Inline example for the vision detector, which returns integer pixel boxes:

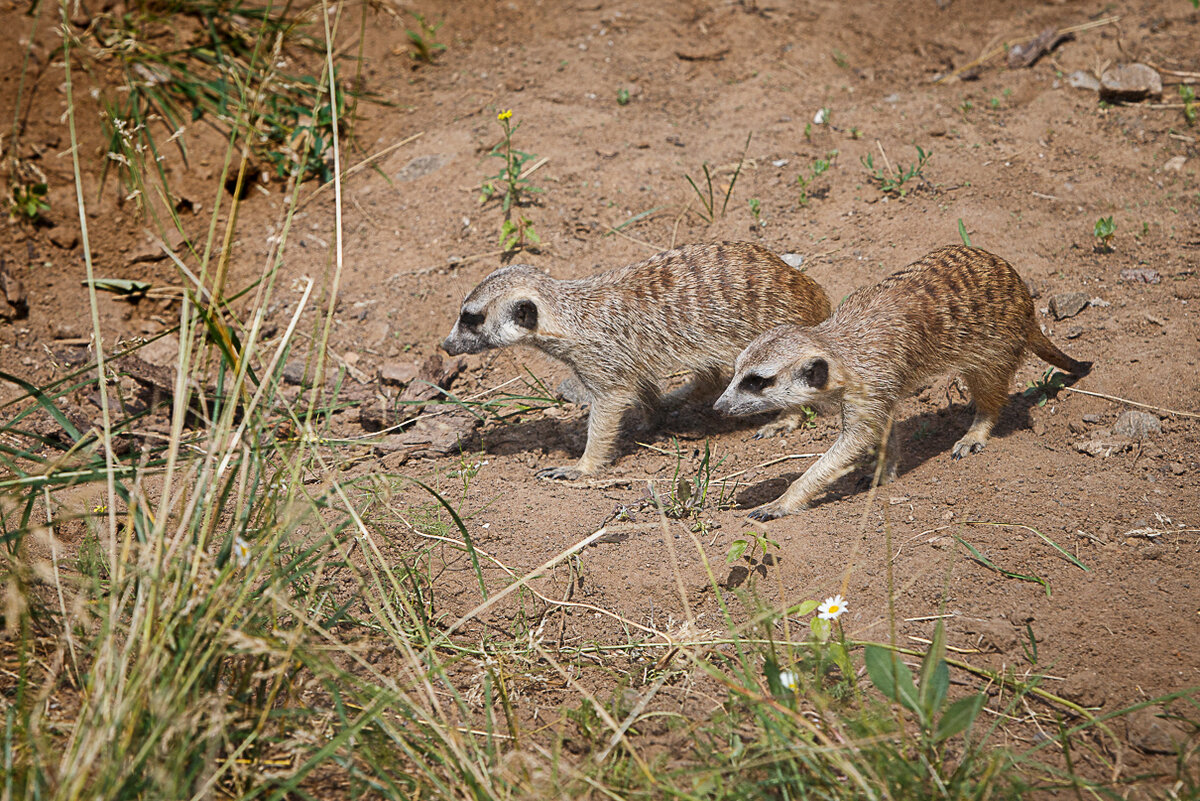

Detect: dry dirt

[3,0,1200,790]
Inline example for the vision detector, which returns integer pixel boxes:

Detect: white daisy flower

[777,669,800,692]
[233,536,252,568]
[817,594,847,621]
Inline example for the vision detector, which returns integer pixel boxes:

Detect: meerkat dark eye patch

[512,299,538,329]
[459,310,485,328]
[801,358,828,389]
[740,373,775,393]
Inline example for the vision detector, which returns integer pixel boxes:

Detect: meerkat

[714,245,1092,520]
[441,242,832,479]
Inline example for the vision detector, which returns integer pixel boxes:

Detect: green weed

[8,182,48,222]
[405,11,446,63]
[1023,367,1068,407]
[748,197,762,226]
[1181,84,1196,125]
[861,144,931,197]
[480,109,542,251]
[684,132,752,224]
[796,150,837,206]
[662,439,737,528]
[1094,215,1116,251]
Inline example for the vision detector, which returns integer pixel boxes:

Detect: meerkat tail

[1028,328,1092,376]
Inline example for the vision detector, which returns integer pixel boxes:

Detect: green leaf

[726,539,748,563]
[919,620,949,720]
[84,278,152,296]
[957,218,971,247]
[865,645,920,715]
[934,693,986,743]
[794,599,819,617]
[809,617,831,642]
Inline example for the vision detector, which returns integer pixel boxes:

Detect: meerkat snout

[442,296,540,355]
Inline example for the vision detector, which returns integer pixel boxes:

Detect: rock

[962,618,1018,653]
[1067,326,1083,339]
[1120,267,1160,284]
[1127,707,1188,754]
[1075,433,1133,457]
[556,376,591,405]
[282,362,307,386]
[0,264,28,319]
[373,409,481,459]
[1163,155,1187,173]
[49,223,80,250]
[138,333,179,368]
[1050,292,1089,320]
[1060,670,1106,708]
[1082,413,1101,424]
[1113,410,1161,439]
[1099,63,1163,102]
[359,355,466,431]
[781,253,805,269]
[379,362,420,387]
[1067,70,1101,91]
[1007,27,1072,69]
[1168,461,1185,475]
[395,154,448,182]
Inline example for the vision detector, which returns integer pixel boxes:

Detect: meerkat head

[714,326,842,417]
[442,265,553,355]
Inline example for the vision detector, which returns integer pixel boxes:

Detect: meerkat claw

[540,465,585,479]
[538,466,583,481]
[747,504,786,521]
[951,440,985,460]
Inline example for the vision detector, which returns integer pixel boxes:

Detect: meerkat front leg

[748,418,880,520]
[538,394,630,480]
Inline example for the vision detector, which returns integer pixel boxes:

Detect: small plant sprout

[861,143,931,197]
[1180,84,1196,125]
[1023,367,1068,406]
[958,218,972,246]
[480,109,543,251]
[726,530,778,564]
[748,197,762,226]
[616,87,631,106]
[818,594,847,621]
[9,182,49,222]
[683,132,751,224]
[796,150,837,206]
[405,11,446,63]
[1093,215,1116,251]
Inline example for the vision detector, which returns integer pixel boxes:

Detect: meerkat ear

[800,357,828,390]
[512,299,538,330]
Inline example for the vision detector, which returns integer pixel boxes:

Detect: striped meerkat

[714,245,1092,519]
[442,242,832,478]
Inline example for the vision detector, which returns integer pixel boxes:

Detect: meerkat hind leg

[951,368,1011,459]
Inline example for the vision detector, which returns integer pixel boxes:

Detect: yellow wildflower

[497,109,513,121]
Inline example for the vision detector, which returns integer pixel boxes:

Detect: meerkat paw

[753,417,796,440]
[747,503,792,521]
[950,437,987,460]
[537,465,583,481]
